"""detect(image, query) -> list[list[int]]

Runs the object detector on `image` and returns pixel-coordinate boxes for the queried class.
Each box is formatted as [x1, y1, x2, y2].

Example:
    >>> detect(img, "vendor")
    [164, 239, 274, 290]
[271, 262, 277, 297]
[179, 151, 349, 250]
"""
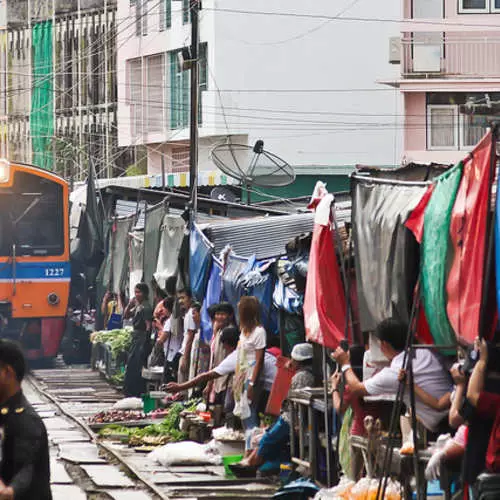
[101, 291, 123, 330]
[229, 342, 315, 477]
[165, 326, 278, 417]
[233, 297, 267, 436]
[206, 302, 235, 404]
[123, 283, 153, 397]
[177, 289, 196, 389]
[333, 319, 452, 437]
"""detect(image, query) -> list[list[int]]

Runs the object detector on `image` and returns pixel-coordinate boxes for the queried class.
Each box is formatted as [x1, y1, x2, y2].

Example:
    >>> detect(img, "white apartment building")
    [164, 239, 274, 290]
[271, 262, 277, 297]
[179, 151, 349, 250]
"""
[117, 0, 402, 195]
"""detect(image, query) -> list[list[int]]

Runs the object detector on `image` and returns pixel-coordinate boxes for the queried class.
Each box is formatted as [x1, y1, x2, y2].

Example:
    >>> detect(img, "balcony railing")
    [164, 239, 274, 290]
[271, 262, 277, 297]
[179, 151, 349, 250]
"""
[402, 36, 500, 78]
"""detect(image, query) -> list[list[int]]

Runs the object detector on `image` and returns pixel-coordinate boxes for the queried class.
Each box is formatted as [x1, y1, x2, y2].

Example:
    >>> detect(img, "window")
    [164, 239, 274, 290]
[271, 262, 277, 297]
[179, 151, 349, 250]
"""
[183, 0, 190, 24]
[427, 105, 458, 150]
[159, 0, 172, 31]
[171, 146, 190, 173]
[459, 0, 500, 12]
[169, 51, 189, 129]
[146, 55, 165, 134]
[461, 114, 488, 148]
[127, 58, 143, 139]
[168, 44, 208, 130]
[0, 172, 64, 257]
[136, 0, 147, 36]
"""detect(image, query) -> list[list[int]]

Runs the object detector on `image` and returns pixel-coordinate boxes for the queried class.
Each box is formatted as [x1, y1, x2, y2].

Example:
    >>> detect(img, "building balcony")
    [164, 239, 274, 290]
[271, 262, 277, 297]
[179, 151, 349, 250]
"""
[401, 35, 500, 79]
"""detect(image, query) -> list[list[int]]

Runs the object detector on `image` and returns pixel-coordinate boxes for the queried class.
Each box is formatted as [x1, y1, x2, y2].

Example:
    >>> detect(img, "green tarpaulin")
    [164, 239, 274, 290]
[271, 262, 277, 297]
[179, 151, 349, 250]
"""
[421, 162, 463, 347]
[31, 21, 54, 170]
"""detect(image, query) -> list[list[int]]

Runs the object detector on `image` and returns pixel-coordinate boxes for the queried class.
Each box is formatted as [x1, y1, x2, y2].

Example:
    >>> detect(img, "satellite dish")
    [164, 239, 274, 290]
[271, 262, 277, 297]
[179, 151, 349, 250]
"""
[210, 139, 295, 204]
[210, 186, 237, 203]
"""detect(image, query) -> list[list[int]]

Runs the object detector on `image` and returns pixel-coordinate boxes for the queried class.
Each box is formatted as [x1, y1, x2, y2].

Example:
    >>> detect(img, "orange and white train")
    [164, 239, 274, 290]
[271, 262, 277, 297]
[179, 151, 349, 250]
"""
[0, 160, 70, 360]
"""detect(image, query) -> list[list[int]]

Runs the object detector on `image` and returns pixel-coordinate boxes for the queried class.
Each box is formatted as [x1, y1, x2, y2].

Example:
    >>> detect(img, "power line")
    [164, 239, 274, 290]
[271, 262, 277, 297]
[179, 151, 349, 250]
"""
[205, 6, 500, 30]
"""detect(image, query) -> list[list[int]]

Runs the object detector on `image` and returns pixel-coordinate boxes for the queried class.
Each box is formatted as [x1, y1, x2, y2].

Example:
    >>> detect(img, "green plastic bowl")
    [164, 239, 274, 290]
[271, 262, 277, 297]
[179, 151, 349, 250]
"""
[222, 454, 244, 478]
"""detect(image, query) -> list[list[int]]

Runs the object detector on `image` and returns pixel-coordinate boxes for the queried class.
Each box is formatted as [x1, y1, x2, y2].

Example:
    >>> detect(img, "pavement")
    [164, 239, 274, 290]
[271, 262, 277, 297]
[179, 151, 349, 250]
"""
[25, 367, 278, 499]
[23, 380, 157, 500]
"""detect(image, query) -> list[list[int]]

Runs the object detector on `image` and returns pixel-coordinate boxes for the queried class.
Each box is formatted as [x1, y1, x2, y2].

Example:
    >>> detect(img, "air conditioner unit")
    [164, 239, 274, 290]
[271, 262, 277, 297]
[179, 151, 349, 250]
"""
[389, 37, 401, 64]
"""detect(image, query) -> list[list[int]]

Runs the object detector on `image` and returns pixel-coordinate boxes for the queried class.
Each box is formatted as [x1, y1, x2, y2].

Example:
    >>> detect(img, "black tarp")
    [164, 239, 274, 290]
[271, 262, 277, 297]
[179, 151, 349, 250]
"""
[352, 176, 428, 332]
[71, 165, 104, 284]
[143, 203, 165, 289]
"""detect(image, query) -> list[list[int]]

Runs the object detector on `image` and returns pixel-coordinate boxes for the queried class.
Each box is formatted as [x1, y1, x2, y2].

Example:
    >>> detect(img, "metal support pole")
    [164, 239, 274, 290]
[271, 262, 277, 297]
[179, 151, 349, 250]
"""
[77, 0, 83, 181]
[27, 0, 32, 163]
[189, 0, 200, 225]
[408, 343, 422, 500]
[322, 346, 332, 487]
[104, 0, 111, 178]
[161, 152, 166, 191]
[52, 0, 56, 172]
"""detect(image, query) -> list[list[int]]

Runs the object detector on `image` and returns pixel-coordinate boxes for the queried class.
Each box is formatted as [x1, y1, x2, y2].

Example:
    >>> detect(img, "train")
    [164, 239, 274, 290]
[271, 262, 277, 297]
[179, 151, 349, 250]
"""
[0, 160, 70, 360]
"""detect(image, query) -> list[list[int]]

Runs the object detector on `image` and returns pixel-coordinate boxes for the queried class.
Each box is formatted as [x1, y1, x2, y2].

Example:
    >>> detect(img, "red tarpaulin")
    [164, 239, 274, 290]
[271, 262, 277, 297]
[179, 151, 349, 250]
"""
[304, 194, 350, 349]
[446, 131, 495, 344]
[405, 185, 434, 244]
[405, 185, 439, 345]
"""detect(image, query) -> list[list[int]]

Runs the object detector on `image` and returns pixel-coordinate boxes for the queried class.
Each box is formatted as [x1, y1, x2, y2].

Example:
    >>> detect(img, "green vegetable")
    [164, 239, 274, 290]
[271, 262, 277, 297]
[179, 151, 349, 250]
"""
[97, 404, 187, 444]
[92, 327, 133, 358]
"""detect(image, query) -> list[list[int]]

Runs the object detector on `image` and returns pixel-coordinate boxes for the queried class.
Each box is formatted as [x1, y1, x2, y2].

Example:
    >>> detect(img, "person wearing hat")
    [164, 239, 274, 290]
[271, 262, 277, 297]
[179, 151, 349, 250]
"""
[206, 302, 235, 404]
[230, 342, 315, 477]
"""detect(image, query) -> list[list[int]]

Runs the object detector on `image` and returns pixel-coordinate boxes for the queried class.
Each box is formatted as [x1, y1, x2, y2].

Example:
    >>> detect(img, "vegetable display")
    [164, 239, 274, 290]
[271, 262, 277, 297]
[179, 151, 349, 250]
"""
[97, 403, 188, 447]
[89, 410, 146, 424]
[92, 327, 133, 358]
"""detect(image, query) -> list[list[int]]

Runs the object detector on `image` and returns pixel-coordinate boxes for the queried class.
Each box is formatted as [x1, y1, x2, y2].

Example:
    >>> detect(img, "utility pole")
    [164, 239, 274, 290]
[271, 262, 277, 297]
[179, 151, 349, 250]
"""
[189, 0, 200, 225]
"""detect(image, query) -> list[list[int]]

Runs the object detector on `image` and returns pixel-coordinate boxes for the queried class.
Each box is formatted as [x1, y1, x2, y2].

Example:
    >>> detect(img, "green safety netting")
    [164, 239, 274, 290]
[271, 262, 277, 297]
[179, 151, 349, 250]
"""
[421, 162, 463, 347]
[31, 21, 54, 170]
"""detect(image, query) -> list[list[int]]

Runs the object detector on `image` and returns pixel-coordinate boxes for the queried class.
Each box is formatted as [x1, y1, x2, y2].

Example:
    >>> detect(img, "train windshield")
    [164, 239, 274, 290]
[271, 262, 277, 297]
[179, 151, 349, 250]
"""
[0, 171, 64, 257]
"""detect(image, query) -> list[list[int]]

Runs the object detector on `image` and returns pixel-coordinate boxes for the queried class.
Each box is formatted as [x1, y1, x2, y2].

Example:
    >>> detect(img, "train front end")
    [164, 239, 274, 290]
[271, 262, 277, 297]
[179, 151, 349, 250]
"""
[0, 161, 70, 360]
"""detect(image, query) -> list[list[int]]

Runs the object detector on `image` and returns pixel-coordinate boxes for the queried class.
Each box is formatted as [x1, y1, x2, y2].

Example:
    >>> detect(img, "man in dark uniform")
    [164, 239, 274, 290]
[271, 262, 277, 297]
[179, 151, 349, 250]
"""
[0, 340, 51, 500]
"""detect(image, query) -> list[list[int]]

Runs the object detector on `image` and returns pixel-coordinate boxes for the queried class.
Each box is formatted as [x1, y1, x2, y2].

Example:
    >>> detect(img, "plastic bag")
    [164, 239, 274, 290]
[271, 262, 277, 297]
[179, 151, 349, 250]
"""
[148, 441, 222, 466]
[233, 390, 251, 420]
[112, 397, 143, 410]
[314, 476, 355, 499]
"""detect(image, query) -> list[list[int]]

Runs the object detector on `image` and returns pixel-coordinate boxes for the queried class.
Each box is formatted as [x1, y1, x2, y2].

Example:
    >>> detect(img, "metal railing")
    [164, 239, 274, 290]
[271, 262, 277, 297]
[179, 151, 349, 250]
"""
[401, 36, 500, 77]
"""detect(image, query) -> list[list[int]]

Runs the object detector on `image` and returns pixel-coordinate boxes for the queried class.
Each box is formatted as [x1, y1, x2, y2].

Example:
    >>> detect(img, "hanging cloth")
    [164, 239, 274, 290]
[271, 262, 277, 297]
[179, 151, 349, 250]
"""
[304, 194, 350, 349]
[420, 163, 463, 347]
[447, 131, 496, 344]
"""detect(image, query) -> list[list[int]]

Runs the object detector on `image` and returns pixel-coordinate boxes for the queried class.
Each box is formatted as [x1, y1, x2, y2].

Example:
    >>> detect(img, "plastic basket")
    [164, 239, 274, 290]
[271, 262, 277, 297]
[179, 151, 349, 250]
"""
[222, 454, 244, 478]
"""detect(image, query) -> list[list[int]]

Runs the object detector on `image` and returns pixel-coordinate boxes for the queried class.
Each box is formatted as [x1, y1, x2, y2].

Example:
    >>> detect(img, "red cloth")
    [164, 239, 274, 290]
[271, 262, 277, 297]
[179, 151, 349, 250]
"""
[405, 185, 435, 244]
[476, 392, 500, 473]
[446, 131, 495, 344]
[304, 216, 350, 350]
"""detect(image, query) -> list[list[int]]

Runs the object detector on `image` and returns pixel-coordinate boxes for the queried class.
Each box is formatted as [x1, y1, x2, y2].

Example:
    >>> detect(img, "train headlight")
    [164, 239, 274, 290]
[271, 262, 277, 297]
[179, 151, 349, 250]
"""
[0, 159, 9, 183]
[47, 293, 60, 306]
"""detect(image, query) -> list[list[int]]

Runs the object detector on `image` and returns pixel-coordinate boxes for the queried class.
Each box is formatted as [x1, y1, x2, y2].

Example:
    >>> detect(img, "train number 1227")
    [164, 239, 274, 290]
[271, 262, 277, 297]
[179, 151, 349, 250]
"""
[44, 268, 65, 277]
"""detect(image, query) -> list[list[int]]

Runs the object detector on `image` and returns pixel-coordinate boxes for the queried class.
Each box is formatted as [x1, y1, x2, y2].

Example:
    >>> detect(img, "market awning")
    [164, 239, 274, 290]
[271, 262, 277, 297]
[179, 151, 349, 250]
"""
[84, 171, 238, 191]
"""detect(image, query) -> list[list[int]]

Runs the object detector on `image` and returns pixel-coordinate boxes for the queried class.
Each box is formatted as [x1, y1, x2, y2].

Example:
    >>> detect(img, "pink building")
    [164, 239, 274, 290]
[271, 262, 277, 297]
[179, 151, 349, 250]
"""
[385, 0, 500, 164]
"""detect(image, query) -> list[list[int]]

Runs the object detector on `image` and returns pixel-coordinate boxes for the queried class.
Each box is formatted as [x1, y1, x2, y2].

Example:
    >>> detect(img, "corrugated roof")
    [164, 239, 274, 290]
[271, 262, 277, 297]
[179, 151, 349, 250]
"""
[203, 195, 351, 259]
[203, 213, 315, 259]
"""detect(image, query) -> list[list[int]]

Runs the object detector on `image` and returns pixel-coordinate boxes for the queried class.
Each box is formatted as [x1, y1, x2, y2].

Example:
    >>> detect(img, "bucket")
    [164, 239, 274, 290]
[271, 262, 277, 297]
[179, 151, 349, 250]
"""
[142, 394, 156, 414]
[222, 454, 244, 478]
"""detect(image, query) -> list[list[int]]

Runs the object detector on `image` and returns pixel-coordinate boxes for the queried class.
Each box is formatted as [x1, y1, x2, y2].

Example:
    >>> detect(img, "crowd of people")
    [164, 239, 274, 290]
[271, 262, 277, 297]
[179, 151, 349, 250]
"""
[98, 281, 500, 495]
[330, 319, 500, 498]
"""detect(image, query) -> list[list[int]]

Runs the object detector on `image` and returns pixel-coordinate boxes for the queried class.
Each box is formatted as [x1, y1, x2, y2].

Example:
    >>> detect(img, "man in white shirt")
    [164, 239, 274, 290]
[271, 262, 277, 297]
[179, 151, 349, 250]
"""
[177, 289, 196, 384]
[333, 319, 452, 434]
[156, 297, 183, 383]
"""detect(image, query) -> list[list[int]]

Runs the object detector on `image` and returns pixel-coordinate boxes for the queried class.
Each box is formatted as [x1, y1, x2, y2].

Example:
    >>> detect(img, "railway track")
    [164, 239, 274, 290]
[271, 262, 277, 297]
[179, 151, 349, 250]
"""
[29, 360, 278, 500]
